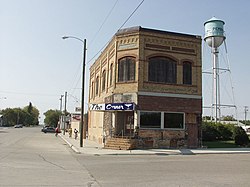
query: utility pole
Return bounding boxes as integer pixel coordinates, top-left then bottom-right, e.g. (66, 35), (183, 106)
(244, 106), (248, 126)
(62, 36), (87, 147)
(63, 92), (67, 135)
(81, 39), (87, 146)
(59, 95), (64, 112)
(59, 95), (64, 129)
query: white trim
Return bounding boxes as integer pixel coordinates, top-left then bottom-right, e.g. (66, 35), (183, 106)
(138, 91), (202, 99)
(163, 112), (185, 130)
(139, 110), (185, 130)
(161, 112), (164, 129)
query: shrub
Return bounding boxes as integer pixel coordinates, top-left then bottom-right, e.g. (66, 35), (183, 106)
(202, 122), (233, 141)
(215, 123), (233, 141)
(233, 126), (249, 146)
(202, 122), (220, 141)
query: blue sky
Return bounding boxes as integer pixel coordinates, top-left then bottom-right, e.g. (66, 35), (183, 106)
(1, 0), (250, 121)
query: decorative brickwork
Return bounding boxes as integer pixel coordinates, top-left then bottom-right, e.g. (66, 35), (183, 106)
(88, 27), (202, 149)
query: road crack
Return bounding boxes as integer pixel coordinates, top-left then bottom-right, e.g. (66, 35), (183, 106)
(38, 154), (65, 170)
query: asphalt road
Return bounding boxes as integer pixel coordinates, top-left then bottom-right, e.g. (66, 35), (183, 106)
(0, 126), (98, 187)
(78, 152), (250, 187)
(1, 127), (250, 187)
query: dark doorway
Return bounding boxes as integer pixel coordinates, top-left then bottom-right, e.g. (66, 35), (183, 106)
(116, 111), (134, 137)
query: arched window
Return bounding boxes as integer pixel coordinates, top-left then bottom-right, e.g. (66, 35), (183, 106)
(183, 61), (192, 85)
(95, 76), (99, 96)
(91, 81), (94, 98)
(118, 57), (135, 82)
(148, 57), (177, 84)
(110, 64), (113, 86)
(102, 70), (106, 91)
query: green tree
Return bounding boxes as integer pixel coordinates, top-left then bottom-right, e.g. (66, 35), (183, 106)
(23, 102), (39, 126)
(1, 108), (25, 126)
(44, 109), (62, 127)
(1, 103), (40, 126)
(221, 115), (236, 121)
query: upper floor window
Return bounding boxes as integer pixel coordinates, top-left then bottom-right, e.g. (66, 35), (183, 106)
(91, 81), (94, 99)
(183, 61), (192, 85)
(148, 57), (177, 84)
(118, 57), (135, 82)
(110, 64), (113, 86)
(95, 76), (99, 96)
(102, 70), (106, 91)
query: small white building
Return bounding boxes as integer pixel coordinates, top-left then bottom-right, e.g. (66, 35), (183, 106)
(70, 113), (81, 132)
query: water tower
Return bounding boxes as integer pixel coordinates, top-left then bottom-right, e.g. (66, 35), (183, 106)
(204, 17), (225, 122)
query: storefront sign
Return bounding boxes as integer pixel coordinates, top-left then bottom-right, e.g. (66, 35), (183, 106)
(89, 104), (105, 111)
(105, 103), (134, 111)
(89, 103), (134, 111)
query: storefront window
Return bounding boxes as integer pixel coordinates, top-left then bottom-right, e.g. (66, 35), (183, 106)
(164, 113), (184, 129)
(140, 112), (161, 128)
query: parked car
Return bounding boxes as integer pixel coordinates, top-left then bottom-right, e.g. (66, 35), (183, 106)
(42, 127), (55, 133)
(41, 125), (49, 132)
(14, 124), (23, 128)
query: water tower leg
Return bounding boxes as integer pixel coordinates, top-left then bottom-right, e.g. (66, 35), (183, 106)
(213, 47), (220, 123)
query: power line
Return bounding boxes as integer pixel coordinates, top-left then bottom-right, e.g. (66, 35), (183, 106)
(118, 0), (144, 30)
(66, 0), (120, 100)
(86, 0), (145, 65)
(65, 0), (145, 112)
(88, 0), (119, 47)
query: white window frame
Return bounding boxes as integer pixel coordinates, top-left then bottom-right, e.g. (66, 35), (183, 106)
(139, 110), (185, 130)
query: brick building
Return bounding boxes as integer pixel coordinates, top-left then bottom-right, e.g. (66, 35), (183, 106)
(88, 26), (202, 149)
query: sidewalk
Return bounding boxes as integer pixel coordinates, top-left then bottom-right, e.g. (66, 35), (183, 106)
(59, 133), (250, 155)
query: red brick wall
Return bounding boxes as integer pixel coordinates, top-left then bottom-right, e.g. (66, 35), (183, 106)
(137, 95), (202, 148)
(138, 95), (202, 113)
(186, 123), (198, 148)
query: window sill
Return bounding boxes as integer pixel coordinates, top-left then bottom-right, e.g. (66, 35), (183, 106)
(117, 81), (137, 84)
(139, 128), (184, 131)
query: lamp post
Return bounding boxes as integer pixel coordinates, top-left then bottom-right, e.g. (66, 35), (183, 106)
(62, 36), (86, 147)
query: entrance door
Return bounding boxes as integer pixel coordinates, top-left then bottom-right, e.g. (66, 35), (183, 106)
(124, 112), (134, 137)
(115, 112), (134, 137)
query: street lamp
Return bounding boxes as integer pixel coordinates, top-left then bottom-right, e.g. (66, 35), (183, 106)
(62, 36), (87, 147)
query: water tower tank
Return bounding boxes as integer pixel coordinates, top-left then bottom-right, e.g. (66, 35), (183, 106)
(204, 17), (225, 48)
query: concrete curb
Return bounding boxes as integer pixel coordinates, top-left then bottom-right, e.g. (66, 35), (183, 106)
(192, 150), (250, 155)
(59, 134), (81, 154)
(58, 134), (250, 156)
